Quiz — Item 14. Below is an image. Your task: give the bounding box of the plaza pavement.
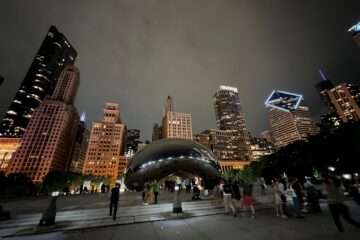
[4,202,360,240]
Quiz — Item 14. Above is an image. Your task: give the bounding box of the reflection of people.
[109,183,120,221]
[324,175,360,232]
[192,185,201,200]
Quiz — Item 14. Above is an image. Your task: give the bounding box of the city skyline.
[1,0,360,140]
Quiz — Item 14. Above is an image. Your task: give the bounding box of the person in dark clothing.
[231,182,242,215]
[110,183,120,221]
[192,185,201,200]
[324,175,360,232]
[290,178,305,218]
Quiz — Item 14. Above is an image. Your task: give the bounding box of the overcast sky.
[0,0,360,140]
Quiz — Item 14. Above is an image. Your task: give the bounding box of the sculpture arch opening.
[124,139,221,191]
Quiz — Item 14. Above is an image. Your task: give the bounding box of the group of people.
[142,180,160,205]
[272,174,360,233]
[221,180,256,218]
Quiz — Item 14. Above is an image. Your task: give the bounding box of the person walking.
[231,181,242,216]
[223,180,236,216]
[324,175,360,232]
[290,178,305,218]
[109,183,120,221]
[273,178,287,218]
[242,183,256,218]
[153,180,160,204]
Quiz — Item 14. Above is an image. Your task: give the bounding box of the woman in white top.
[273,178,287,218]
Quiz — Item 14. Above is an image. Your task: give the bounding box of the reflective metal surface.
[125,138,221,190]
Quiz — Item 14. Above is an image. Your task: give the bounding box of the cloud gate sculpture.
[124,138,221,191]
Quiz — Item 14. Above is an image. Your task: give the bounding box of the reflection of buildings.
[214,85,251,161]
[82,103,126,184]
[69,113,89,173]
[266,90,319,149]
[0,138,21,172]
[250,137,275,160]
[0,26,77,137]
[161,96,193,140]
[349,21,360,47]
[7,66,80,182]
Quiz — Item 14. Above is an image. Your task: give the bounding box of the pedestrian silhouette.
[109,183,120,220]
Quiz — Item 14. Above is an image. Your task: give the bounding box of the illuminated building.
[250,137,275,160]
[82,103,126,184]
[161,96,193,140]
[6,66,80,182]
[125,129,141,153]
[152,123,162,142]
[69,112,89,173]
[0,26,77,137]
[348,21,360,47]
[266,90,319,148]
[193,131,212,149]
[260,130,274,144]
[316,71,360,126]
[214,85,251,161]
[0,138,21,172]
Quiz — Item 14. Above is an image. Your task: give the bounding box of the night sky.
[0,0,359,140]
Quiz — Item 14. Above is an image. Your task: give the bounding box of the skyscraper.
[82,103,126,184]
[0,75,4,86]
[0,26,77,137]
[316,71,360,126]
[315,70,341,129]
[69,113,89,173]
[125,129,141,153]
[214,85,251,160]
[161,96,193,140]
[0,138,21,172]
[348,21,360,47]
[250,137,275,160]
[152,123,162,142]
[265,90,319,148]
[6,65,80,182]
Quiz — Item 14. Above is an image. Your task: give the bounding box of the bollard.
[39,194,57,226]
[173,185,182,213]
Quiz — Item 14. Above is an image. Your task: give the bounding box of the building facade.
[0,26,77,137]
[349,21,360,47]
[325,83,360,123]
[250,137,275,160]
[6,66,80,182]
[0,138,21,172]
[260,130,274,144]
[69,115,89,173]
[125,129,141,154]
[161,96,193,140]
[266,90,319,148]
[82,103,126,184]
[152,123,162,142]
[214,85,251,160]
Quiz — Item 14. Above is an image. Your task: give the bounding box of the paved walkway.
[4,203,360,240]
